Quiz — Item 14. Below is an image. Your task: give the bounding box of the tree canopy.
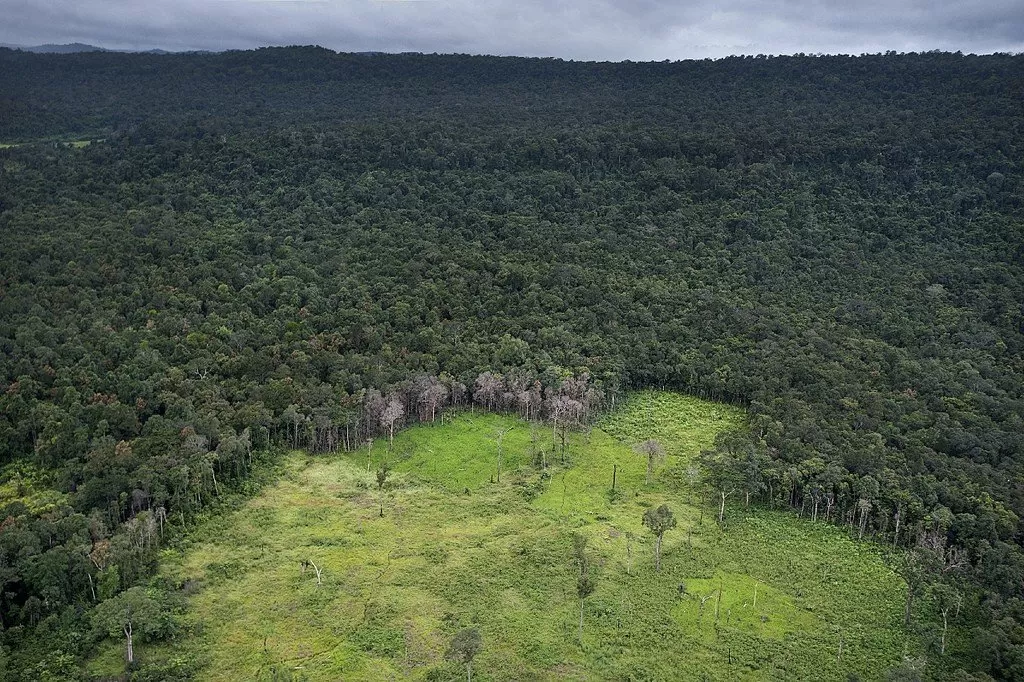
[0,47,1022,679]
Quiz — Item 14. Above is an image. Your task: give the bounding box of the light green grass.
[600,390,746,459]
[89,392,920,680]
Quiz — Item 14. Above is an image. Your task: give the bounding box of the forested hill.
[1,48,1023,679]
[1,47,1022,145]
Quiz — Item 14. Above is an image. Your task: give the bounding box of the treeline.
[699,424,1021,671]
[277,370,604,453]
[0,367,607,677]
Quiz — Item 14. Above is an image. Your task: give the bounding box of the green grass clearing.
[87,392,922,680]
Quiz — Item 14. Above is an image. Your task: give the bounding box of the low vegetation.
[87,393,924,680]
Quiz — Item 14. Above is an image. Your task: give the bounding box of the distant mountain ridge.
[0,42,171,54]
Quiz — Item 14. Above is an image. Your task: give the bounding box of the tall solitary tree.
[577,573,596,642]
[642,504,677,572]
[93,587,166,666]
[571,533,596,642]
[376,462,390,517]
[634,439,665,485]
[493,426,514,483]
[446,627,482,682]
[698,440,746,525]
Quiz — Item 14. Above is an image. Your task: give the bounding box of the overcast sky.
[2,0,1022,60]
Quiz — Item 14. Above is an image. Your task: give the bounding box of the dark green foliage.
[643,505,677,532]
[92,586,174,665]
[350,623,404,657]
[643,504,678,571]
[577,574,596,601]
[376,462,390,517]
[446,627,482,681]
[0,47,1022,678]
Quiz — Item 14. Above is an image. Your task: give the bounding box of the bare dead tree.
[493,426,514,483]
[698,593,714,621]
[381,396,405,450]
[473,371,503,411]
[634,439,666,485]
[303,559,324,587]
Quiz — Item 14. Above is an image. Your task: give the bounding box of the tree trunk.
[719,490,726,524]
[941,608,948,654]
[467,660,472,682]
[893,509,901,549]
[309,560,323,587]
[904,586,913,626]
[125,622,134,664]
[646,456,653,485]
[579,597,585,642]
[655,534,662,572]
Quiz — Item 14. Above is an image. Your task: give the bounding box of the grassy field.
[89,392,920,680]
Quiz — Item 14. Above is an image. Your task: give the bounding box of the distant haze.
[1,0,1022,60]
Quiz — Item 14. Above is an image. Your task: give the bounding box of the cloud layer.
[2,0,1022,59]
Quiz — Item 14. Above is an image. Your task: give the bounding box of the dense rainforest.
[0,46,1022,679]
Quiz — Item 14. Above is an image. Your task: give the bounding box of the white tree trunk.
[941,609,948,654]
[309,560,323,587]
[125,621,134,664]
[893,509,901,549]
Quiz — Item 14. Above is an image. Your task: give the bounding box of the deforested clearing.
[88,393,917,680]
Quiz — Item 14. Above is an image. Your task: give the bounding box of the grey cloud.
[1,0,1021,59]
